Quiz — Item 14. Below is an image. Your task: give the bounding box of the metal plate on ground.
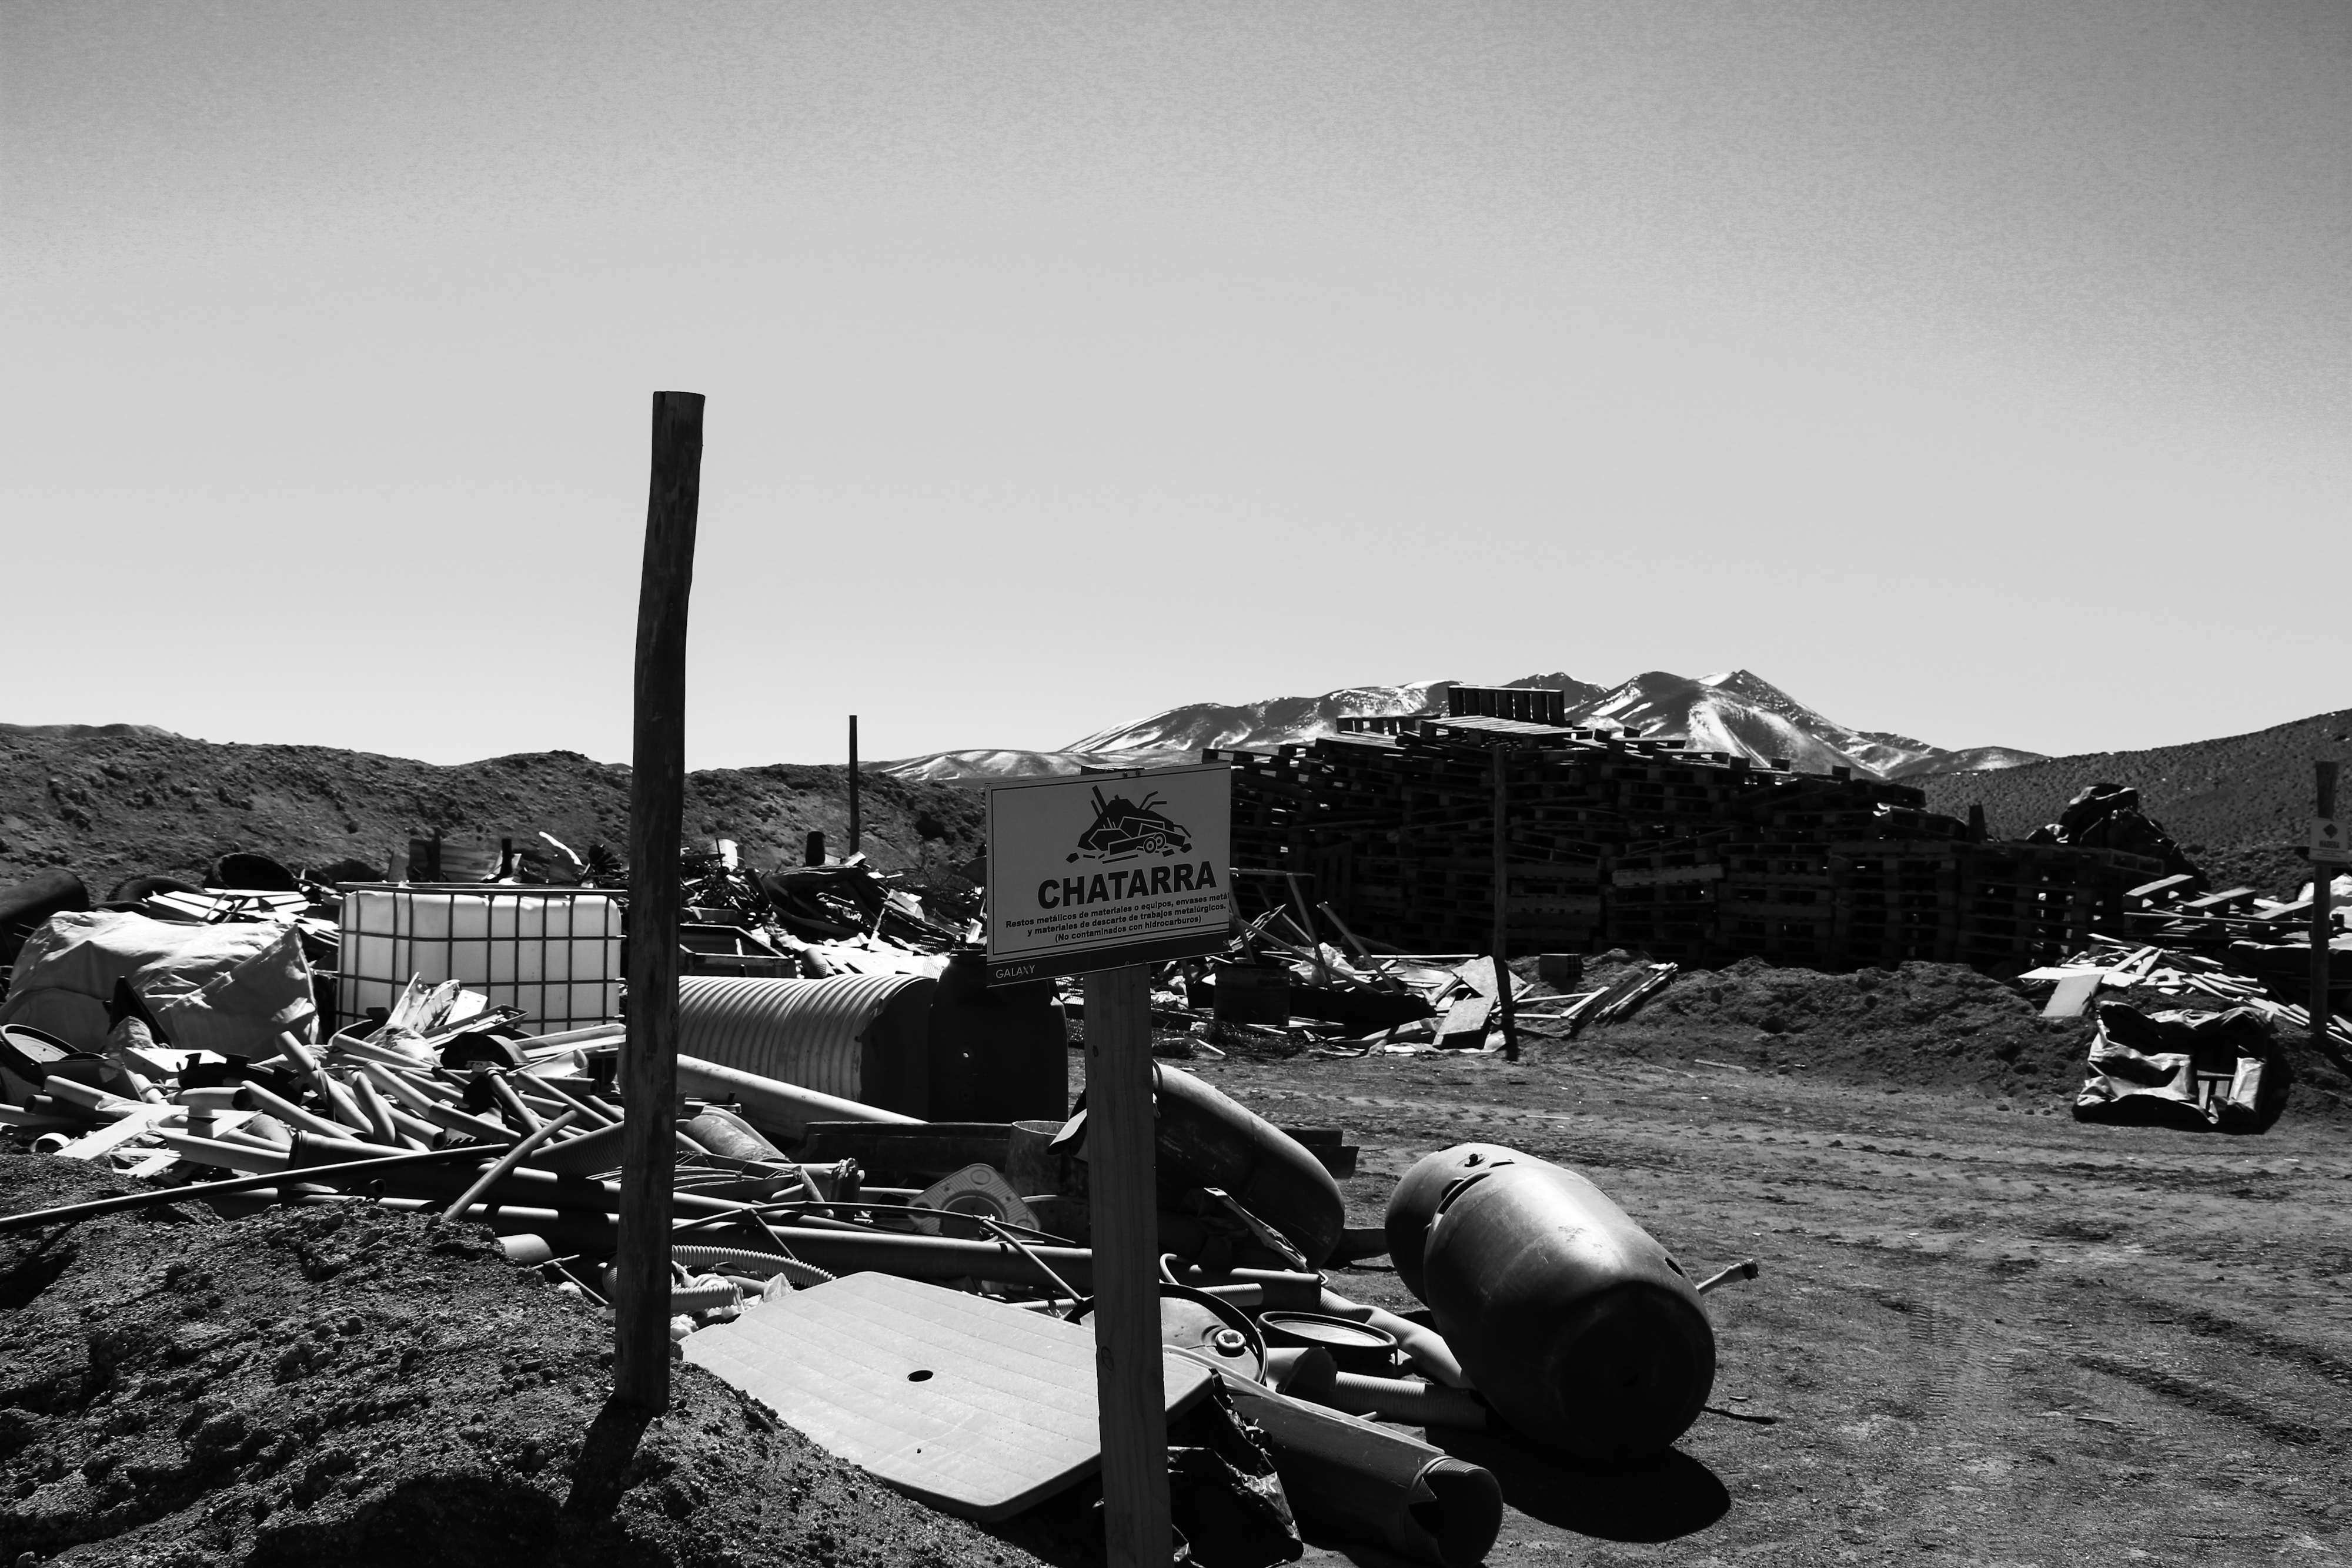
[681,1272,1217,1521]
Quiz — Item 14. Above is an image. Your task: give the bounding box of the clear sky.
[6,2,2346,769]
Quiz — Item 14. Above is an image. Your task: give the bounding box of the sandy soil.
[1168,1034,2352,1566]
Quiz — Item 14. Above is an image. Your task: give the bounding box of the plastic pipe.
[674,1053,919,1141]
[670,1244,833,1289]
[442,1108,584,1219]
[1319,1289,1469,1389]
[1218,1373,1502,1568]
[1318,1372,1488,1429]
[240,1082,375,1145]
[530,1078,620,1126]
[479,1072,543,1134]
[0,1143,496,1233]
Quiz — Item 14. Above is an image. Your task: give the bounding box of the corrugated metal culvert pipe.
[676,974,935,1117]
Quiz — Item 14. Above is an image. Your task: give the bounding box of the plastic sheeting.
[0,910,314,1056]
[2073,1002,2285,1132]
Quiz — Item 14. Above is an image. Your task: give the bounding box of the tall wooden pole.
[1084,963,1172,1567]
[614,390,702,1411]
[848,715,861,860]
[1492,745,1518,1060]
[2315,760,2339,1060]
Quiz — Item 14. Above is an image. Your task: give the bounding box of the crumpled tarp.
[2073,1001,2285,1132]
[0,910,314,1057]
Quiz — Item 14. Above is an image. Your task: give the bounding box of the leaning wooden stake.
[2315,759,2339,1062]
[615,389,703,1412]
[1085,963,1173,1566]
[1491,745,1518,1060]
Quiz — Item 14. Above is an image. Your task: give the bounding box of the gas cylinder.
[1403,1145,1714,1460]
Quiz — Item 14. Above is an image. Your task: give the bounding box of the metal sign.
[985,763,1232,985]
[2313,817,2349,865]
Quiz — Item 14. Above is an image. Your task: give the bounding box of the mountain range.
[881,670,2045,783]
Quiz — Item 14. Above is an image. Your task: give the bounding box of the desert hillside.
[1912,707,2352,898]
[0,723,983,895]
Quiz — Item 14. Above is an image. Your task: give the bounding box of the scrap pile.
[2024,935,2352,1131]
[1215,701,2172,972]
[0,838,1759,1566]
[0,930,1753,1567]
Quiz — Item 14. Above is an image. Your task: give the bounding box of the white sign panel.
[2313,817,2349,865]
[985,763,1232,985]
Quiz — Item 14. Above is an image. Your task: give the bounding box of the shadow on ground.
[1430,1429,1730,1544]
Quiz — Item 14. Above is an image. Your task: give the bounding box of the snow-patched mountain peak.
[879,671,2043,783]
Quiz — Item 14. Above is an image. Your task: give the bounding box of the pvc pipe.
[479,1073,542,1134]
[674,1053,919,1141]
[0,1143,496,1233]
[519,1022,627,1049]
[349,1073,406,1149]
[530,1078,620,1126]
[240,1082,371,1145]
[1320,1289,1469,1389]
[442,1108,584,1219]
[1318,1373,1489,1430]
[38,1078,143,1118]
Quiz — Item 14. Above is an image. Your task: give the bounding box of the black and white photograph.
[3,4,2347,1564]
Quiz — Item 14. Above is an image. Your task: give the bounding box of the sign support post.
[2313,760,2339,1061]
[982,762,1232,1568]
[848,715,861,858]
[1492,745,1517,1060]
[616,390,701,1412]
[1084,962,1171,1568]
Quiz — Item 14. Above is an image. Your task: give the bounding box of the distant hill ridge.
[1912,707,2352,900]
[884,668,2044,783]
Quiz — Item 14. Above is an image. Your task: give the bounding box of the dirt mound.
[1539,952,2352,1117]
[0,728,983,898]
[1910,707,2352,898]
[0,1156,1025,1567]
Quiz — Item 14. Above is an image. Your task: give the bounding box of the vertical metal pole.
[2315,760,2339,1059]
[848,715,861,860]
[614,390,701,1411]
[1084,962,1172,1567]
[1492,745,1517,1060]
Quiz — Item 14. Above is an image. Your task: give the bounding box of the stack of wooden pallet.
[1213,718,2163,971]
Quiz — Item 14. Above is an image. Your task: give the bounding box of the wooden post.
[1491,745,1517,1060]
[1084,963,1172,1567]
[2315,760,2340,1060]
[848,715,861,859]
[614,389,703,1412]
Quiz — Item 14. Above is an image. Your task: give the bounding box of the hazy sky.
[6,1,2346,769]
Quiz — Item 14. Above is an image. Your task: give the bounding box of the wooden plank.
[2317,761,2340,1066]
[2042,972,2103,1019]
[1491,747,1516,1061]
[683,1273,1212,1522]
[1434,992,1492,1046]
[1084,964,1174,1566]
[616,389,702,1412]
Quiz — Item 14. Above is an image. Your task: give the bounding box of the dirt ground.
[0,1155,1033,1568]
[1154,985,2352,1567]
